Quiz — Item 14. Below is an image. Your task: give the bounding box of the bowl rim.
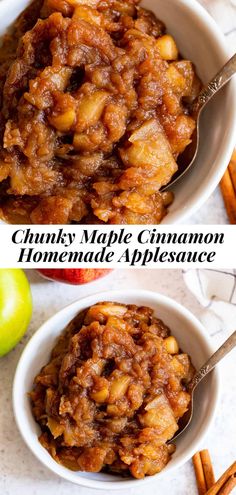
[161,0,236,224]
[12,289,220,490]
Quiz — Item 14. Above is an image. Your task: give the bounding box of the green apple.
[0,269,32,357]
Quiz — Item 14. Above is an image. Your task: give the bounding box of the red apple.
[36,269,112,285]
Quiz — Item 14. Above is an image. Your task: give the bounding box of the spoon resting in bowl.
[163,52,236,191]
[171,330,236,442]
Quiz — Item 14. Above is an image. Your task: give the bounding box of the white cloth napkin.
[183,270,236,340]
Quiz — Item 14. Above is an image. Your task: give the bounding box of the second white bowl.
[13,290,220,490]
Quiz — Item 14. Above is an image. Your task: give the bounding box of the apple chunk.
[139,393,178,444]
[120,119,178,189]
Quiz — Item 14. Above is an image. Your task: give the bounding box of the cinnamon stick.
[220,149,236,224]
[228,149,236,192]
[193,452,207,495]
[218,475,236,495]
[205,462,236,495]
[220,167,236,224]
[200,450,216,490]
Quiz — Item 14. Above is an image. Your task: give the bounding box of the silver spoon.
[163,52,236,191]
[171,330,236,442]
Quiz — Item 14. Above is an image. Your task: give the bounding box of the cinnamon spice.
[220,150,236,224]
[192,451,236,495]
[228,150,236,190]
[218,475,236,495]
[200,450,216,490]
[205,462,236,495]
[193,452,207,495]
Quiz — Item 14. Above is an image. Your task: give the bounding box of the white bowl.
[13,290,220,490]
[0,0,236,224]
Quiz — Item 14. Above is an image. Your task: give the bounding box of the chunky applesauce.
[0,0,201,224]
[30,302,195,479]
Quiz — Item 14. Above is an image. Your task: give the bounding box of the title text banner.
[0,225,235,269]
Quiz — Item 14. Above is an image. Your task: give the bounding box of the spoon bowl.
[163,53,236,191]
[171,330,236,442]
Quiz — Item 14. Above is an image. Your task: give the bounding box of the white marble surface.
[0,269,236,495]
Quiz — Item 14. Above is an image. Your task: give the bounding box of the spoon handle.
[194,52,236,113]
[190,330,236,391]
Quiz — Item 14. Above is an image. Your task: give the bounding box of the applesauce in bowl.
[30,301,195,479]
[13,290,220,489]
[0,0,201,225]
